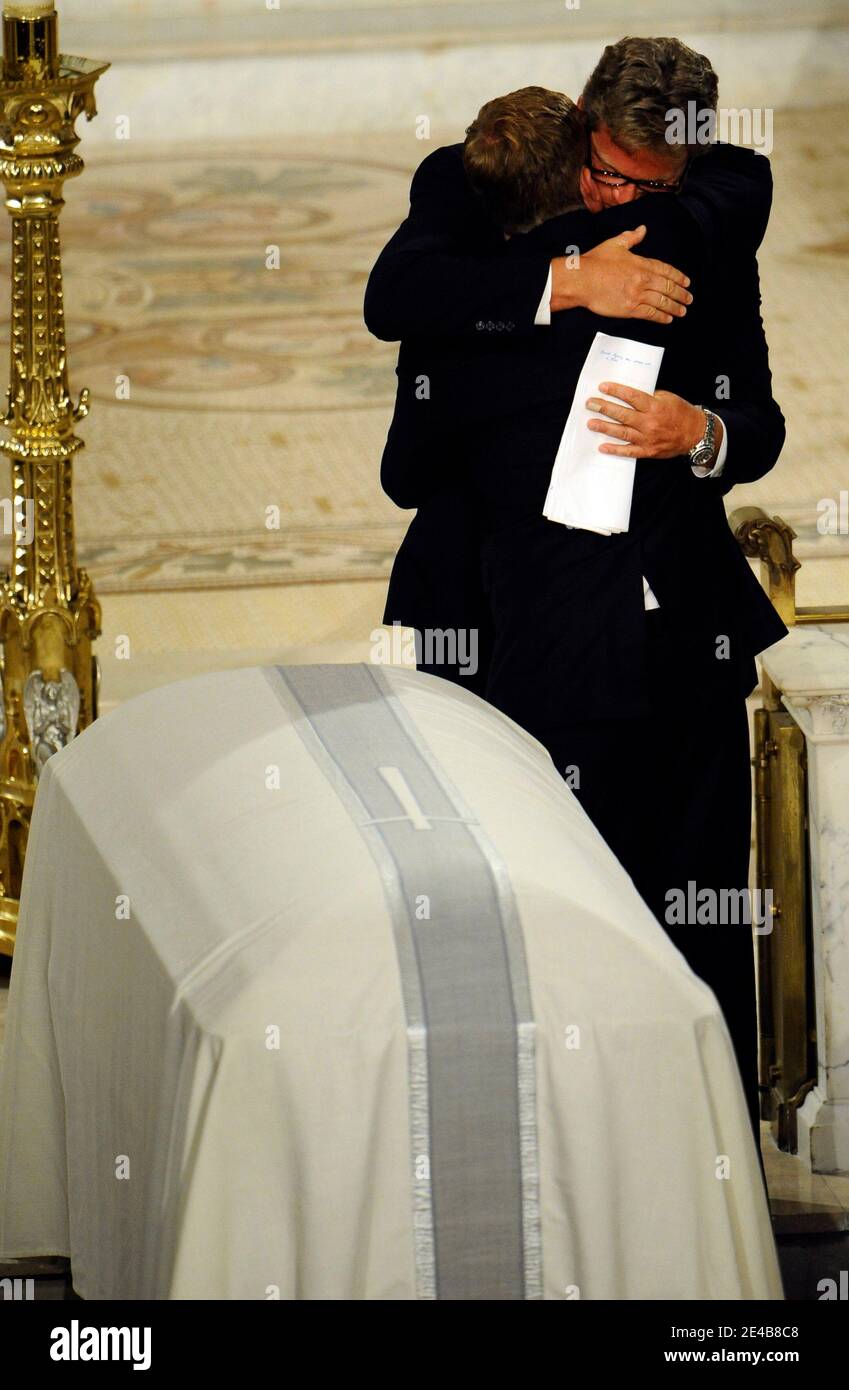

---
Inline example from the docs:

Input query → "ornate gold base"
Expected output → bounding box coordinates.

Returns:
[0,894,18,955]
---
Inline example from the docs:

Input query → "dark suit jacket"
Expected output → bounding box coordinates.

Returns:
[364,143,787,728]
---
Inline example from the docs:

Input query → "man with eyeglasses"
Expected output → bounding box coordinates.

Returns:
[364,39,786,1134]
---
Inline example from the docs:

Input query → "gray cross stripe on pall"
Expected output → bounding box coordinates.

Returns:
[265,663,542,1301]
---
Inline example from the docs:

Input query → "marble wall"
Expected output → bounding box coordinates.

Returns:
[58,0,849,145]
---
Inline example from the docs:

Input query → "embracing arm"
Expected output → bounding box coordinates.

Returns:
[363,145,692,341]
[363,146,551,341]
[594,295,786,493]
[705,256,785,495]
[678,143,774,258]
[559,171,784,485]
[676,146,784,490]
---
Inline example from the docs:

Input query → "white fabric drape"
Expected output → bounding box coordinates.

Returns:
[0,664,782,1300]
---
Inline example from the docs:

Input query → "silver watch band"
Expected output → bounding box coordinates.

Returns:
[688,407,716,466]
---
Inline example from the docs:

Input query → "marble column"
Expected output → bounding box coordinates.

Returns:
[761,624,849,1173]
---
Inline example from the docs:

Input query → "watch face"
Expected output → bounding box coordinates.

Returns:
[691,445,713,467]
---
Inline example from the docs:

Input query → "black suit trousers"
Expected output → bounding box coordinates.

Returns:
[537,608,760,1137]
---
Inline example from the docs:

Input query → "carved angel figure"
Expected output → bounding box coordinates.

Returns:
[23,668,80,776]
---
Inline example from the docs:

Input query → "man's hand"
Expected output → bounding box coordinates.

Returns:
[550,226,692,324]
[585,383,719,460]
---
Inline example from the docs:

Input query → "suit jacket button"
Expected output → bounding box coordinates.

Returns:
[475,320,485,331]
[486,320,494,330]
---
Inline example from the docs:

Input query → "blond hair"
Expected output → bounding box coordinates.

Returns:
[463,86,585,233]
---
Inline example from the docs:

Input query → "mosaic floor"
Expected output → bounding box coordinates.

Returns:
[7,138,409,593]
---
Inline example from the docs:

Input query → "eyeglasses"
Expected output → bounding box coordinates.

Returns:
[586,143,682,193]
[586,163,681,193]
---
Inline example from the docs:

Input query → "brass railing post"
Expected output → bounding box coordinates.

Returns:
[0,3,109,953]
[732,505,820,1147]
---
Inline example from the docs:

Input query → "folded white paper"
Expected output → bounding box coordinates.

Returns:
[543,332,665,535]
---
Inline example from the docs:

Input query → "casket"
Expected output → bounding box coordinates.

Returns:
[0,663,782,1299]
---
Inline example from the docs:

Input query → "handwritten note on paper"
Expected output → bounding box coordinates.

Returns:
[543,332,665,535]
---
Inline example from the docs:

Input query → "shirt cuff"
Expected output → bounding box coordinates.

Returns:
[643,575,660,610]
[534,266,553,326]
[691,413,728,478]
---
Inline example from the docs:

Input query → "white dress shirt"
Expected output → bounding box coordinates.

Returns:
[534,266,727,610]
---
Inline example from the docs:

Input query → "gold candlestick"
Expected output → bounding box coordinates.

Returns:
[0,3,109,953]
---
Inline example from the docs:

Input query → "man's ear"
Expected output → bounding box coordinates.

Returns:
[576,95,584,110]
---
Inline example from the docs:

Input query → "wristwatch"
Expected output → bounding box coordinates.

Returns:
[688,406,718,469]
